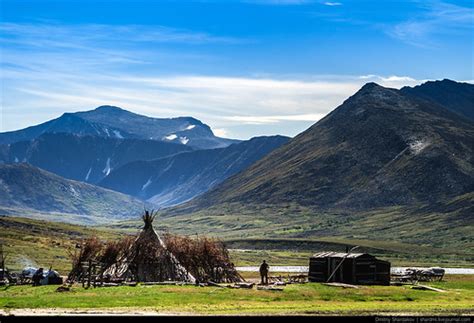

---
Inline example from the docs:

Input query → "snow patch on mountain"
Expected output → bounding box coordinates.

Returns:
[69,185,79,197]
[180,136,189,145]
[102,158,112,176]
[113,130,124,139]
[185,125,196,130]
[165,134,178,141]
[85,167,92,181]
[409,139,430,155]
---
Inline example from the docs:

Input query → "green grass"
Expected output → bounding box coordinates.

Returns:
[1,275,473,315]
[1,215,473,315]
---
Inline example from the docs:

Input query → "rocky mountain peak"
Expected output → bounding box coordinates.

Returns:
[353,82,398,99]
[93,105,127,113]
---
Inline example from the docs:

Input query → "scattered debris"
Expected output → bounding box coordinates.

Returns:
[392,267,445,283]
[207,281,225,288]
[269,274,307,284]
[322,282,360,289]
[100,283,121,287]
[273,281,286,286]
[411,285,446,293]
[257,285,284,291]
[231,282,255,289]
[390,281,413,286]
[55,286,70,292]
[124,282,138,287]
[141,281,194,286]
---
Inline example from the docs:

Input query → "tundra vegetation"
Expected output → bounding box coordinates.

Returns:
[1,215,473,315]
[0,275,473,315]
[1,216,472,274]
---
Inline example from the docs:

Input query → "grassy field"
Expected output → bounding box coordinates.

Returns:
[1,215,473,315]
[1,215,473,274]
[0,275,473,315]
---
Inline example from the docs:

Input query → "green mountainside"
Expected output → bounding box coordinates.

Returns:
[182,83,473,211]
[163,82,473,250]
[0,163,147,223]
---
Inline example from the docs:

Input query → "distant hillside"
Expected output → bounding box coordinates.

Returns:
[0,163,146,221]
[0,133,193,184]
[100,135,290,207]
[401,79,474,121]
[0,106,239,149]
[182,82,474,212]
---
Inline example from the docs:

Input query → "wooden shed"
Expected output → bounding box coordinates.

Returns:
[308,252,390,285]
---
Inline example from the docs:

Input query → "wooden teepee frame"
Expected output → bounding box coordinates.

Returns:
[104,210,195,283]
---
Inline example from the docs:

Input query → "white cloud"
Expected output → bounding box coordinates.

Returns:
[0,22,243,46]
[223,113,327,125]
[324,2,342,6]
[1,70,424,139]
[244,0,313,5]
[0,21,428,139]
[358,75,420,88]
[387,1,474,47]
[212,128,228,137]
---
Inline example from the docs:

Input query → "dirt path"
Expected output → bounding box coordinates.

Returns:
[2,308,473,316]
[0,308,186,316]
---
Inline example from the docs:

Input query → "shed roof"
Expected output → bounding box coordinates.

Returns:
[310,252,372,259]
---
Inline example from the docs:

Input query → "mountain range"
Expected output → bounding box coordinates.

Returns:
[0,79,472,246]
[0,105,238,149]
[0,133,194,184]
[181,80,473,213]
[400,79,474,121]
[0,107,288,218]
[99,135,289,207]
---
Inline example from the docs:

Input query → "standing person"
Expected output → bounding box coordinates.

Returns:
[32,267,44,286]
[259,260,269,285]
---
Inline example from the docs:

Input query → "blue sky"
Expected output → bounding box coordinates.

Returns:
[1,0,473,139]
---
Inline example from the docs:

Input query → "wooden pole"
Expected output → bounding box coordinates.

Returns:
[0,244,4,281]
[326,246,360,283]
[87,259,92,288]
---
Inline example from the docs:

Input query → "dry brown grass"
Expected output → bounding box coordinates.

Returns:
[163,233,243,282]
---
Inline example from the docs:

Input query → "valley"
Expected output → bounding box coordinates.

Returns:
[2,1,473,317]
[1,215,472,275]
[0,79,473,276]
